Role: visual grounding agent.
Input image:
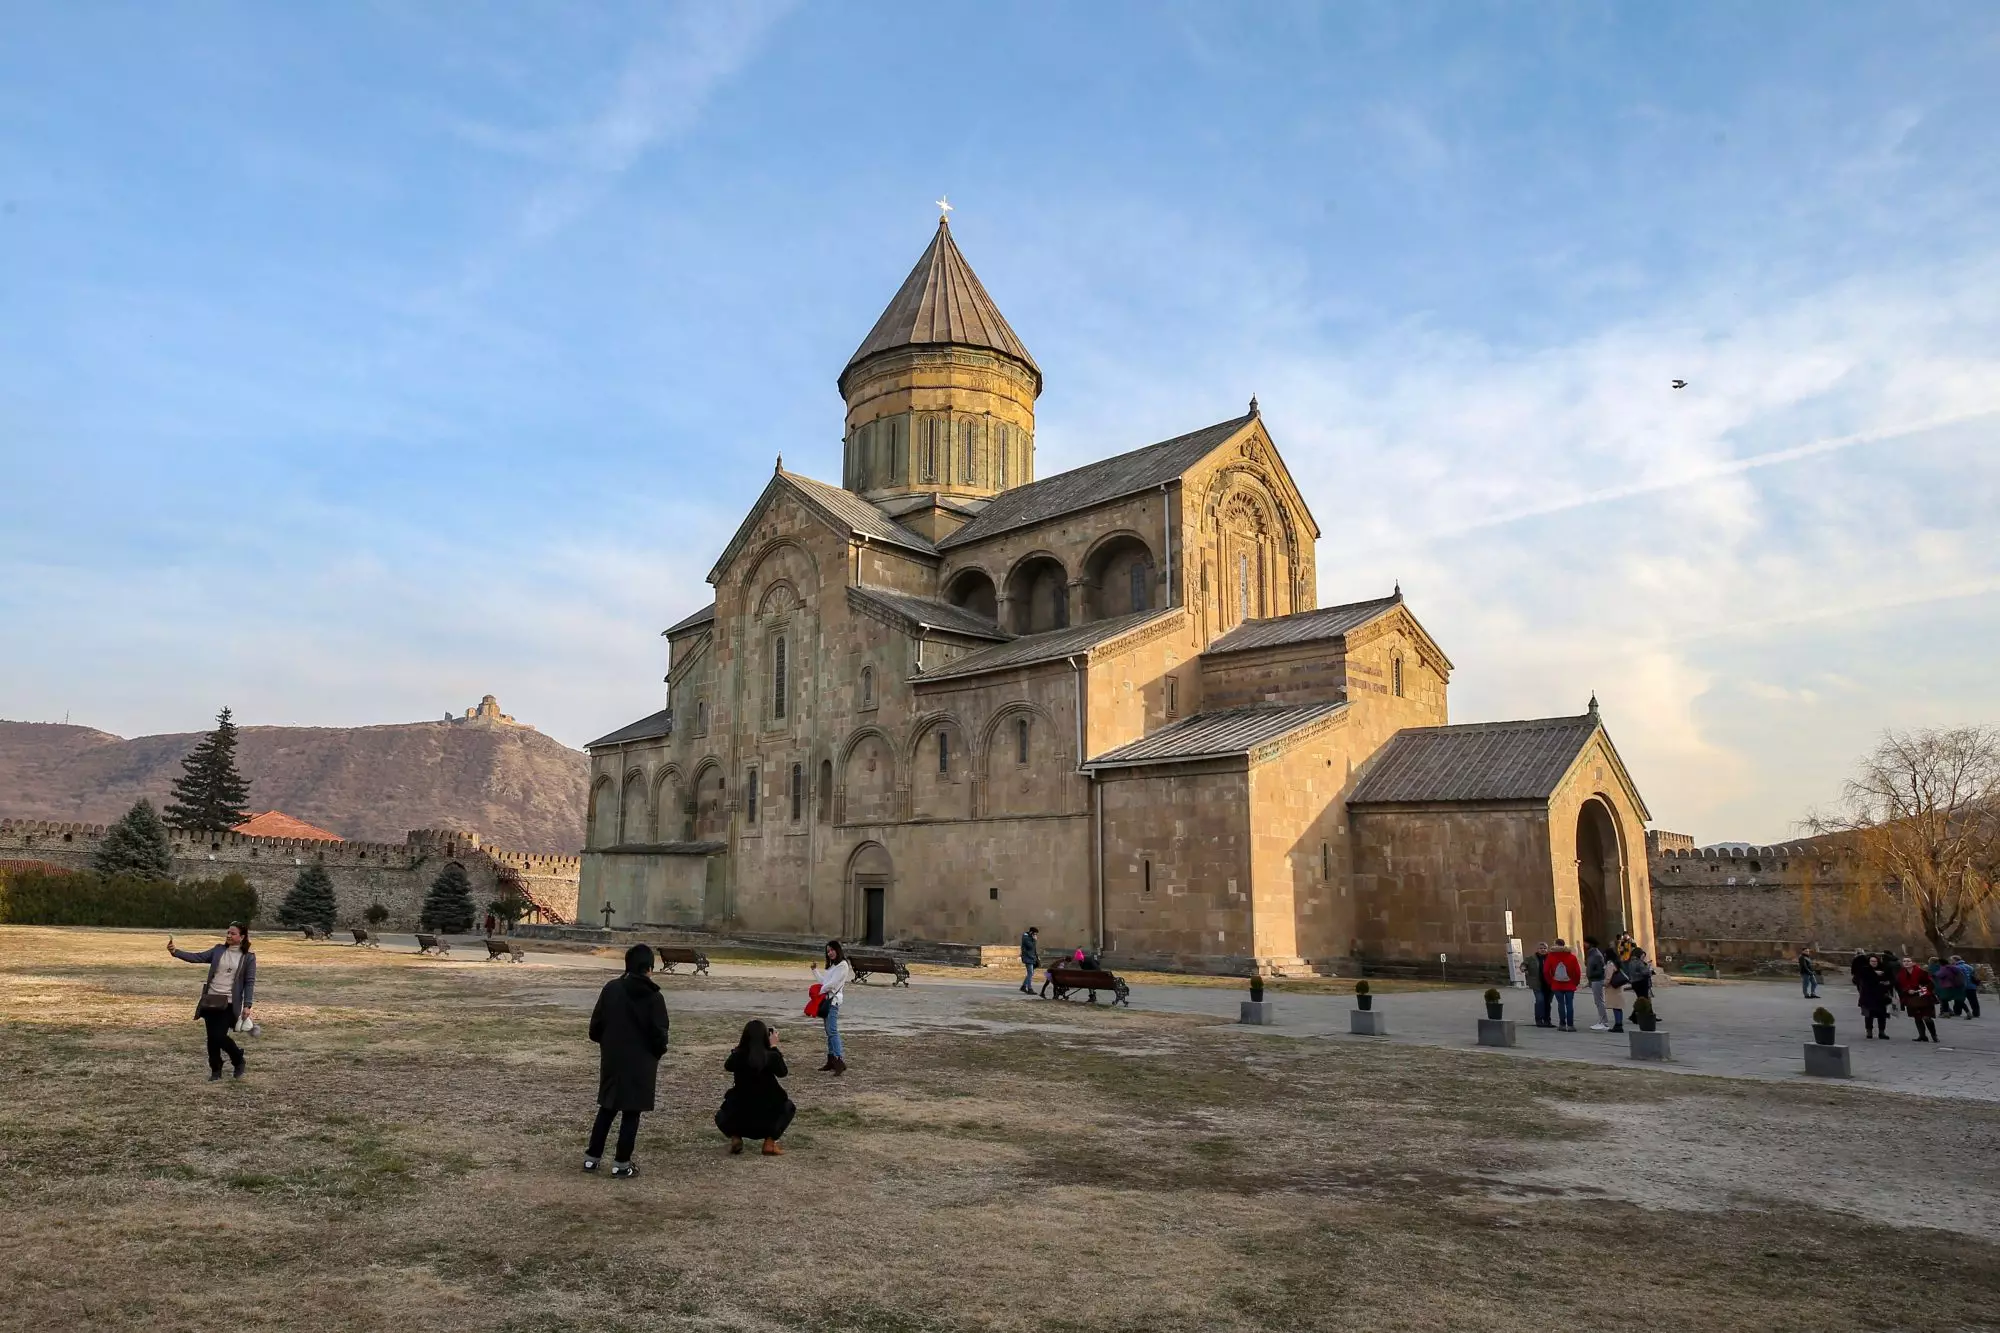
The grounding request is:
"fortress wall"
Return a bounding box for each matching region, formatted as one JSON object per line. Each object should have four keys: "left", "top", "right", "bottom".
{"left": 0, "top": 820, "right": 580, "bottom": 930}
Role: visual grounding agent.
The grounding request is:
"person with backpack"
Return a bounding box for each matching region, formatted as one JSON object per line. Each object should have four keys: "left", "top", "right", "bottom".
{"left": 1797, "top": 946, "right": 1820, "bottom": 999}
{"left": 584, "top": 943, "right": 669, "bottom": 1178}
{"left": 1583, "top": 936, "right": 1611, "bottom": 1030}
{"left": 1530, "top": 943, "right": 1553, "bottom": 1027}
{"left": 1019, "top": 926, "right": 1040, "bottom": 995}
{"left": 715, "top": 1019, "right": 795, "bottom": 1156}
{"left": 1542, "top": 939, "right": 1582, "bottom": 1032}
{"left": 166, "top": 922, "right": 257, "bottom": 1081}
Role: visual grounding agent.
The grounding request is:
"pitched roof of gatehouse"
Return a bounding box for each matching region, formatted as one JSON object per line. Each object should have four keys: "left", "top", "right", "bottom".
{"left": 1346, "top": 713, "right": 1643, "bottom": 812}
{"left": 231, "top": 811, "right": 344, "bottom": 841}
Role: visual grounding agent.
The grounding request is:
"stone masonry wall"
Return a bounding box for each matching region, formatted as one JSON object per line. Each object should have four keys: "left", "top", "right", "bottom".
{"left": 0, "top": 820, "right": 580, "bottom": 931}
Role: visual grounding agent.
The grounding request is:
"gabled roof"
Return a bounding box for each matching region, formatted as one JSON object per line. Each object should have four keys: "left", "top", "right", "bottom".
{"left": 585, "top": 708, "right": 673, "bottom": 751}
{"left": 232, "top": 811, "right": 343, "bottom": 841}
{"left": 663, "top": 602, "right": 716, "bottom": 637}
{"left": 912, "top": 608, "right": 1176, "bottom": 683}
{"left": 938, "top": 413, "right": 1253, "bottom": 549}
{"left": 842, "top": 218, "right": 1038, "bottom": 391}
{"left": 1084, "top": 702, "right": 1347, "bottom": 770}
{"left": 1347, "top": 714, "right": 1604, "bottom": 806}
{"left": 848, "top": 586, "right": 1011, "bottom": 641}
{"left": 707, "top": 469, "right": 937, "bottom": 583}
{"left": 1204, "top": 593, "right": 1404, "bottom": 656}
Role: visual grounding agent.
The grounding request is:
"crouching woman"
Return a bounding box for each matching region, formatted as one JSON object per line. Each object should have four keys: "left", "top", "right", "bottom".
{"left": 715, "top": 1019, "right": 795, "bottom": 1156}
{"left": 167, "top": 923, "right": 256, "bottom": 1081}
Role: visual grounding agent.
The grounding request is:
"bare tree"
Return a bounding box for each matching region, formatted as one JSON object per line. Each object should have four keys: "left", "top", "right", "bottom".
{"left": 1807, "top": 725, "right": 2000, "bottom": 956}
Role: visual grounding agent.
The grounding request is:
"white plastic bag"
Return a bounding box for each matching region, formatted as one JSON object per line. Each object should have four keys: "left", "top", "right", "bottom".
{"left": 235, "top": 1014, "right": 260, "bottom": 1037}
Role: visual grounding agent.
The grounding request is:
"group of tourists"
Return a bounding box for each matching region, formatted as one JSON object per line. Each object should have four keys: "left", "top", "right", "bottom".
{"left": 1018, "top": 926, "right": 1101, "bottom": 994}
{"left": 1844, "top": 948, "right": 1983, "bottom": 1042}
{"left": 164, "top": 927, "right": 857, "bottom": 1180}
{"left": 1529, "top": 933, "right": 1654, "bottom": 1033}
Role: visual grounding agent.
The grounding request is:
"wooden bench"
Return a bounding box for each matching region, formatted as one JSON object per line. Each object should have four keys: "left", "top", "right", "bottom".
{"left": 298, "top": 925, "right": 330, "bottom": 942}
{"left": 350, "top": 928, "right": 381, "bottom": 948}
{"left": 415, "top": 933, "right": 451, "bottom": 956}
{"left": 484, "top": 938, "right": 524, "bottom": 962}
{"left": 1042, "top": 966, "right": 1130, "bottom": 1006}
{"left": 653, "top": 945, "right": 711, "bottom": 975}
{"left": 849, "top": 953, "right": 910, "bottom": 987}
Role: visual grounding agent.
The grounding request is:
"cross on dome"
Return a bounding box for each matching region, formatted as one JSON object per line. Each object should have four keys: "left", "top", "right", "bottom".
{"left": 935, "top": 195, "right": 952, "bottom": 220}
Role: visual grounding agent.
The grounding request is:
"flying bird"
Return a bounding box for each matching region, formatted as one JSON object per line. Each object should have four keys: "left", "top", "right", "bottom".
{"left": 1670, "top": 379, "right": 1688, "bottom": 389}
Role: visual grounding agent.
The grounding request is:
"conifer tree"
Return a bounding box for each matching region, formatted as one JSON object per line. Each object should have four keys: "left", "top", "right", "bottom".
{"left": 163, "top": 706, "right": 252, "bottom": 832}
{"left": 92, "top": 799, "right": 175, "bottom": 881}
{"left": 278, "top": 861, "right": 339, "bottom": 930}
{"left": 420, "top": 862, "right": 476, "bottom": 934}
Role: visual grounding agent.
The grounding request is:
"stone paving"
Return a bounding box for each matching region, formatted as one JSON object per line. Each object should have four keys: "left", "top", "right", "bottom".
{"left": 403, "top": 934, "right": 2000, "bottom": 1104}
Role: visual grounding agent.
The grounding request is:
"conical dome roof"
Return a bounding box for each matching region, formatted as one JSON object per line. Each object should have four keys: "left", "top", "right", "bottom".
{"left": 842, "top": 218, "right": 1039, "bottom": 391}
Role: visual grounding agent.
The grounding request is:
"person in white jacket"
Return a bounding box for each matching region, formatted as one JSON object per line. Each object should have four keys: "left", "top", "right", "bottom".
{"left": 813, "top": 940, "right": 851, "bottom": 1075}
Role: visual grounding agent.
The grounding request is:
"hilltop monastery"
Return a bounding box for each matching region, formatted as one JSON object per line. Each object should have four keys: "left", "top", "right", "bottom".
{"left": 579, "top": 217, "right": 1655, "bottom": 975}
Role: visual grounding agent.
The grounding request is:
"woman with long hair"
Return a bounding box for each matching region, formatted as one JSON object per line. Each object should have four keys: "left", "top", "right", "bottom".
{"left": 813, "top": 939, "right": 851, "bottom": 1075}
{"left": 167, "top": 922, "right": 256, "bottom": 1081}
{"left": 715, "top": 1019, "right": 796, "bottom": 1156}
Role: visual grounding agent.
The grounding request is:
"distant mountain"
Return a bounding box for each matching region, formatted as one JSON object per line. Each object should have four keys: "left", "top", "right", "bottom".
{"left": 0, "top": 716, "right": 589, "bottom": 855}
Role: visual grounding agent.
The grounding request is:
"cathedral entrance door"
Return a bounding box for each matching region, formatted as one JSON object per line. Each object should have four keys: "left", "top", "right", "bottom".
{"left": 862, "top": 882, "right": 886, "bottom": 947}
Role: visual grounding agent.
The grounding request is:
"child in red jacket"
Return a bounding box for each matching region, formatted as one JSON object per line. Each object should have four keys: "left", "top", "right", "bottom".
{"left": 1543, "top": 939, "right": 1583, "bottom": 1032}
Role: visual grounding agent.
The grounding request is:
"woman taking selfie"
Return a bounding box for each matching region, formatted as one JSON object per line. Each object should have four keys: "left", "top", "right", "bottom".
{"left": 167, "top": 922, "right": 256, "bottom": 1081}
{"left": 714, "top": 1019, "right": 795, "bottom": 1156}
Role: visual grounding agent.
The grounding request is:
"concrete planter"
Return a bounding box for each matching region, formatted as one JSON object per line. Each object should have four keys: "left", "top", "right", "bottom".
{"left": 1803, "top": 1042, "right": 1852, "bottom": 1078}
{"left": 1350, "top": 1009, "right": 1387, "bottom": 1036}
{"left": 1239, "top": 1000, "right": 1275, "bottom": 1026}
{"left": 1627, "top": 1029, "right": 1672, "bottom": 1061}
{"left": 1477, "top": 1017, "right": 1516, "bottom": 1047}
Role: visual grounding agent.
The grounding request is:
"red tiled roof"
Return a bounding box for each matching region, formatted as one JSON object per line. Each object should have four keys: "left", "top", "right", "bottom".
{"left": 232, "top": 811, "right": 344, "bottom": 841}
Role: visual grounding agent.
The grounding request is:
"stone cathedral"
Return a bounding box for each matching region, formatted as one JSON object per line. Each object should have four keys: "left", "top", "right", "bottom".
{"left": 578, "top": 217, "right": 1657, "bottom": 975}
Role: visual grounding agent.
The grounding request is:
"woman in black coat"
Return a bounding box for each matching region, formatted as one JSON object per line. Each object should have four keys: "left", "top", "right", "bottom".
{"left": 1856, "top": 951, "right": 1895, "bottom": 1039}
{"left": 715, "top": 1019, "right": 796, "bottom": 1156}
{"left": 585, "top": 944, "right": 669, "bottom": 1178}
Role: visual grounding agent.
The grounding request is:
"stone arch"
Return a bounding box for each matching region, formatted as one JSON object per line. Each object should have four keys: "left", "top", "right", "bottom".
{"left": 838, "top": 726, "right": 900, "bottom": 825}
{"left": 1081, "top": 529, "right": 1157, "bottom": 620}
{"left": 980, "top": 701, "right": 1067, "bottom": 817}
{"left": 738, "top": 536, "right": 819, "bottom": 597}
{"left": 756, "top": 578, "right": 801, "bottom": 619}
{"left": 907, "top": 711, "right": 973, "bottom": 820}
{"left": 620, "top": 769, "right": 649, "bottom": 847}
{"left": 1201, "top": 466, "right": 1304, "bottom": 620}
{"left": 1575, "top": 796, "right": 1629, "bottom": 945}
{"left": 587, "top": 776, "right": 617, "bottom": 849}
{"left": 1003, "top": 550, "right": 1071, "bottom": 635}
{"left": 689, "top": 757, "right": 727, "bottom": 842}
{"left": 652, "top": 764, "right": 687, "bottom": 842}
{"left": 846, "top": 841, "right": 893, "bottom": 947}
{"left": 943, "top": 566, "right": 999, "bottom": 622}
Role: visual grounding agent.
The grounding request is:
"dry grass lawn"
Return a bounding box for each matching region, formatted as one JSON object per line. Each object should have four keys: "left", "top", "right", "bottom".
{"left": 2, "top": 927, "right": 1996, "bottom": 1332}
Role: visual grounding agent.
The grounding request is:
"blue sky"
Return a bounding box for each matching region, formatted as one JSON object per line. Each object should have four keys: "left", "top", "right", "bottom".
{"left": 3, "top": 1, "right": 1996, "bottom": 841}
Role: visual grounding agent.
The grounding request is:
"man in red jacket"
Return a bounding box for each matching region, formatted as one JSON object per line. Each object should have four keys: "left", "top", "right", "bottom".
{"left": 1543, "top": 938, "right": 1583, "bottom": 1032}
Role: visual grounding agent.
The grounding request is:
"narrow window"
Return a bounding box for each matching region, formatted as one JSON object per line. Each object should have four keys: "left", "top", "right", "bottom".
{"left": 963, "top": 421, "right": 976, "bottom": 483}
{"left": 938, "top": 730, "right": 950, "bottom": 774}
{"left": 997, "top": 425, "right": 1008, "bottom": 487}
{"left": 818, "top": 759, "right": 832, "bottom": 820}
{"left": 1321, "top": 842, "right": 1330, "bottom": 880}
{"left": 746, "top": 767, "right": 758, "bottom": 823}
{"left": 923, "top": 420, "right": 937, "bottom": 481}
{"left": 1238, "top": 552, "right": 1250, "bottom": 623}
{"left": 791, "top": 762, "right": 803, "bottom": 821}
{"left": 696, "top": 700, "right": 708, "bottom": 734}
{"left": 989, "top": 886, "right": 999, "bottom": 901}
{"left": 773, "top": 636, "right": 788, "bottom": 718}
{"left": 1143, "top": 859, "right": 1152, "bottom": 894}
{"left": 861, "top": 667, "right": 874, "bottom": 708}
{"left": 1016, "top": 716, "right": 1029, "bottom": 764}
{"left": 1167, "top": 676, "right": 1179, "bottom": 717}
{"left": 1392, "top": 655, "right": 1404, "bottom": 698}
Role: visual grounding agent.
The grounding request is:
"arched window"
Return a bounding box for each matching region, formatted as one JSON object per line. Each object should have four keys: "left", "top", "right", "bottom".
{"left": 1143, "top": 859, "right": 1152, "bottom": 894}
{"left": 746, "top": 767, "right": 759, "bottom": 823}
{"left": 790, "top": 762, "right": 803, "bottom": 821}
{"left": 1392, "top": 655, "right": 1404, "bottom": 698}
{"left": 1238, "top": 552, "right": 1251, "bottom": 624}
{"left": 997, "top": 424, "right": 1008, "bottom": 487}
{"left": 818, "top": 758, "right": 833, "bottom": 821}
{"left": 922, "top": 419, "right": 938, "bottom": 481}
{"left": 695, "top": 700, "right": 708, "bottom": 734}
{"left": 1016, "top": 717, "right": 1029, "bottom": 764}
{"left": 861, "top": 667, "right": 875, "bottom": 709}
{"left": 938, "top": 730, "right": 951, "bottom": 774}
{"left": 962, "top": 421, "right": 977, "bottom": 484}
{"left": 773, "top": 636, "right": 788, "bottom": 719}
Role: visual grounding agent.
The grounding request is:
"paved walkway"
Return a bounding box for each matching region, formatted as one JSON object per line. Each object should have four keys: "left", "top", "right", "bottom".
{"left": 386, "top": 935, "right": 2000, "bottom": 1104}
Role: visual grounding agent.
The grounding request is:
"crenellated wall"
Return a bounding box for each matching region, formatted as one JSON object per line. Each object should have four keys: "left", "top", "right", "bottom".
{"left": 0, "top": 819, "right": 579, "bottom": 930}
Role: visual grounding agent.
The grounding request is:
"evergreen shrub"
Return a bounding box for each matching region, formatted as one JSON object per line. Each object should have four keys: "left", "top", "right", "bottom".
{"left": 0, "top": 866, "right": 258, "bottom": 927}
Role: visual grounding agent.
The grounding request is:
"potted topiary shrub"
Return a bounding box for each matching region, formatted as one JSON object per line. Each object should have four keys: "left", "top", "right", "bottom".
{"left": 1811, "top": 1006, "right": 1837, "bottom": 1046}
{"left": 1483, "top": 987, "right": 1503, "bottom": 1021}
{"left": 1355, "top": 979, "right": 1373, "bottom": 1011}
{"left": 1631, "top": 997, "right": 1659, "bottom": 1032}
{"left": 1250, "top": 974, "right": 1265, "bottom": 1003}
